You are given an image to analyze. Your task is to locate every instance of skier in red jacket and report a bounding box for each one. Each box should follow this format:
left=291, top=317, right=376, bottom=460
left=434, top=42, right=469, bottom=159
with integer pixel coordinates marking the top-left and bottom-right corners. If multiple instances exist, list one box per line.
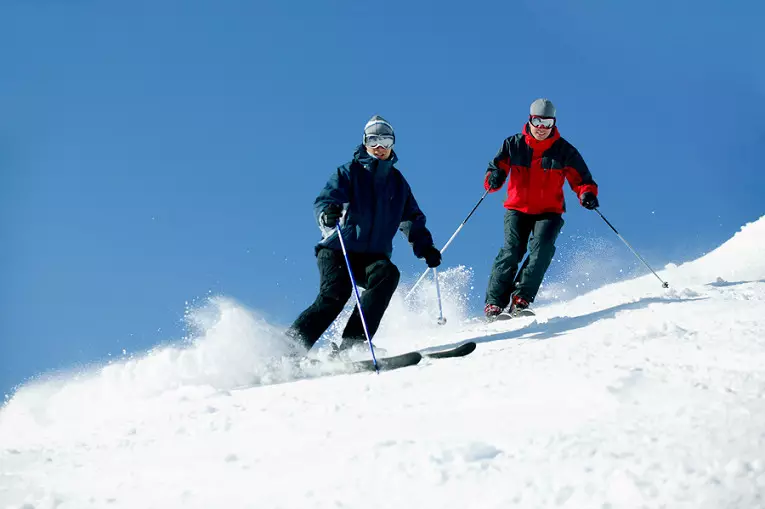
left=483, top=98, right=599, bottom=320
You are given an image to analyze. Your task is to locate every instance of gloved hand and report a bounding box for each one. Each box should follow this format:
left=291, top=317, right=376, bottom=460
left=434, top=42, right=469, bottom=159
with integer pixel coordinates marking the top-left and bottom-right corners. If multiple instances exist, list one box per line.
left=580, top=192, right=599, bottom=210
left=487, top=169, right=506, bottom=190
left=421, top=245, right=442, bottom=268
left=320, top=204, right=343, bottom=228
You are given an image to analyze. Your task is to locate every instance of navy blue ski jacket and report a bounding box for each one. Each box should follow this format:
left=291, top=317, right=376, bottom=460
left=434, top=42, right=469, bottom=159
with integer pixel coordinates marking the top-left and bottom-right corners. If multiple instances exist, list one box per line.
left=314, top=145, right=435, bottom=258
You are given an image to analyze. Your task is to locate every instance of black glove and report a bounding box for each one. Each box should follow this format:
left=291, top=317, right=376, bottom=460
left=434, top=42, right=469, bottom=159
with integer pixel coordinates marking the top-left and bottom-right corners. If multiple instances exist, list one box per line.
left=421, top=245, right=442, bottom=268
left=580, top=192, right=599, bottom=210
left=487, top=169, right=506, bottom=190
left=320, top=204, right=343, bottom=228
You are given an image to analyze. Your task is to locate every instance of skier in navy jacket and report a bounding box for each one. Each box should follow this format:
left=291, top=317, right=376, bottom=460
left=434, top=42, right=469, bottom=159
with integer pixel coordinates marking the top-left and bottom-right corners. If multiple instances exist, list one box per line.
left=287, top=116, right=441, bottom=354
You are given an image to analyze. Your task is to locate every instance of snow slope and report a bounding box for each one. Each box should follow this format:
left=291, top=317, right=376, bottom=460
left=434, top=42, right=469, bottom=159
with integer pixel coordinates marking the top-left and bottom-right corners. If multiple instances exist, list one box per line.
left=1, top=217, right=765, bottom=509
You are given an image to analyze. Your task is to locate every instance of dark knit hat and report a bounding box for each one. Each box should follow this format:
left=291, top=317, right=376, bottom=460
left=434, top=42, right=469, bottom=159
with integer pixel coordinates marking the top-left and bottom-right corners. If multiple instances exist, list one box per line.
left=363, top=115, right=395, bottom=144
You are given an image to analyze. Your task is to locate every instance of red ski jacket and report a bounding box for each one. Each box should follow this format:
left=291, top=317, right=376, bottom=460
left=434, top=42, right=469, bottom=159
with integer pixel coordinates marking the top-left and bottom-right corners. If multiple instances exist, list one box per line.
left=483, top=124, right=598, bottom=215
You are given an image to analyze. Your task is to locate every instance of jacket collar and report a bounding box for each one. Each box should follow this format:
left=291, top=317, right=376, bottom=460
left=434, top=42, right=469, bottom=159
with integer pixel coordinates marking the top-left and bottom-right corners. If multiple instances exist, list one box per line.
left=523, top=123, right=560, bottom=152
left=354, top=144, right=398, bottom=173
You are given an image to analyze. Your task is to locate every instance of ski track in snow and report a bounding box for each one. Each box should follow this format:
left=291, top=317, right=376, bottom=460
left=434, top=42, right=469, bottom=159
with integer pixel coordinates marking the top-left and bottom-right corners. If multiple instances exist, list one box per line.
left=2, top=217, right=765, bottom=509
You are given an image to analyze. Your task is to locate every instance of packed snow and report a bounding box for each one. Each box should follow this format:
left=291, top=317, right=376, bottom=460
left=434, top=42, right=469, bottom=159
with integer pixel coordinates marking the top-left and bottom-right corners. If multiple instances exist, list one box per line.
left=1, top=217, right=765, bottom=509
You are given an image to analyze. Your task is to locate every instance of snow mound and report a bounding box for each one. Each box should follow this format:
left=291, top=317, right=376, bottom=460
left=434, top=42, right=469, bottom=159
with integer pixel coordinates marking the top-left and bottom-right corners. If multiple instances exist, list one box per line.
left=1, top=216, right=764, bottom=509
left=674, top=214, right=765, bottom=283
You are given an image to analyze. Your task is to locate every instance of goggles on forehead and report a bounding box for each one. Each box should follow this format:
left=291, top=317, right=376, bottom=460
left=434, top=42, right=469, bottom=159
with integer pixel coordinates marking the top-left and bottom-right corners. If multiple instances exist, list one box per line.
left=529, top=116, right=555, bottom=129
left=365, top=134, right=395, bottom=149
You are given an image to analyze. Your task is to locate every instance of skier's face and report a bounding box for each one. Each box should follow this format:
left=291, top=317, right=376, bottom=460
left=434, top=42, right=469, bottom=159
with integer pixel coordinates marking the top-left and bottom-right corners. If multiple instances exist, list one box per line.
left=529, top=123, right=553, bottom=141
left=366, top=145, right=392, bottom=160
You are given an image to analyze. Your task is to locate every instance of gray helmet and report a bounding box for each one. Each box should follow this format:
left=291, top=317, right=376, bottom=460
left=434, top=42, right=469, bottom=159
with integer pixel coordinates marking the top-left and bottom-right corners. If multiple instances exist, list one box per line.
left=530, top=98, right=556, bottom=118
left=363, top=115, right=395, bottom=144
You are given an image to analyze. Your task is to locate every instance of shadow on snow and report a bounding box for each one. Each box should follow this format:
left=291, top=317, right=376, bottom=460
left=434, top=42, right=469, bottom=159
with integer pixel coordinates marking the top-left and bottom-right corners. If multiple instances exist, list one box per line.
left=466, top=296, right=708, bottom=346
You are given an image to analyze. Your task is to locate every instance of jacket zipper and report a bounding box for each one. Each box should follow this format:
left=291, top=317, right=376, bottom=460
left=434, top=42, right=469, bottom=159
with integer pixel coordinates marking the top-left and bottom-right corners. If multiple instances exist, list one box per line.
left=367, top=166, right=376, bottom=251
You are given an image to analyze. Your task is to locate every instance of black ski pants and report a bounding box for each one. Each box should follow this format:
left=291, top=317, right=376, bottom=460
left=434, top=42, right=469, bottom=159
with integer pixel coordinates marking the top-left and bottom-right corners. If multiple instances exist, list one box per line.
left=288, top=248, right=400, bottom=351
left=485, top=210, right=564, bottom=308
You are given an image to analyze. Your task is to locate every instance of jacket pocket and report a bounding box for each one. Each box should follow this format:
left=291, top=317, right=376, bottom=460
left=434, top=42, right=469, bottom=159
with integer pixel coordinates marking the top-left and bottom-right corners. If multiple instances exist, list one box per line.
left=541, top=156, right=564, bottom=170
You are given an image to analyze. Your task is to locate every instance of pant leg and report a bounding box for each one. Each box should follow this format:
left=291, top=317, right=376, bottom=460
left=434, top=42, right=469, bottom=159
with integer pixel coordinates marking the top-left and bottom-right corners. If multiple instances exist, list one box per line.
left=287, top=248, right=352, bottom=350
left=514, top=213, right=564, bottom=302
left=484, top=210, right=534, bottom=309
left=341, top=255, right=400, bottom=344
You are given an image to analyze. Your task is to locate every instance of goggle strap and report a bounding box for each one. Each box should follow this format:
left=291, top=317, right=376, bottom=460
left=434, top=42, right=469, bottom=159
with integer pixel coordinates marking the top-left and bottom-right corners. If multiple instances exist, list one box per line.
left=364, top=119, right=394, bottom=132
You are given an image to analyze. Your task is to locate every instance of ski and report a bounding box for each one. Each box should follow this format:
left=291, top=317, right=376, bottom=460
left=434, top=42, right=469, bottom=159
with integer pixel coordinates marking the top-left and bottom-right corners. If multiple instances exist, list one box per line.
left=333, top=341, right=476, bottom=373
left=496, top=309, right=535, bottom=321
left=419, top=341, right=477, bottom=359
left=232, top=344, right=471, bottom=391
left=291, top=341, right=476, bottom=380
left=347, top=351, right=423, bottom=372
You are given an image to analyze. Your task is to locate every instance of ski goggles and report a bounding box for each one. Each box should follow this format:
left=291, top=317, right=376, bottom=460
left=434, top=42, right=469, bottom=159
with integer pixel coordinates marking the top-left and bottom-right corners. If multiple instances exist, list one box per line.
left=364, top=135, right=395, bottom=149
left=529, top=116, right=556, bottom=129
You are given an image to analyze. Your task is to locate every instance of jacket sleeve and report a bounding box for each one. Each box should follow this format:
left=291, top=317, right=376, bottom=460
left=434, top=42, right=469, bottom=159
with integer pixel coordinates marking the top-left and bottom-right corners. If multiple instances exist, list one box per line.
left=313, top=166, right=351, bottom=229
left=483, top=138, right=512, bottom=193
left=399, top=183, right=435, bottom=258
left=562, top=145, right=598, bottom=198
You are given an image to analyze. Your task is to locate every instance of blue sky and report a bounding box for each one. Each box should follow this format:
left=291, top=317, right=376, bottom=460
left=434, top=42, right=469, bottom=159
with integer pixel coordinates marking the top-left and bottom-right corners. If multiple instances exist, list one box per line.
left=2, top=0, right=763, bottom=395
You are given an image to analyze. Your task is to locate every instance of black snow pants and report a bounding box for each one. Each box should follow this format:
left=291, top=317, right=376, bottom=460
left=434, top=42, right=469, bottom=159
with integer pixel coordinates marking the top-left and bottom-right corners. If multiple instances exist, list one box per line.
left=288, top=247, right=400, bottom=351
left=485, top=210, right=564, bottom=308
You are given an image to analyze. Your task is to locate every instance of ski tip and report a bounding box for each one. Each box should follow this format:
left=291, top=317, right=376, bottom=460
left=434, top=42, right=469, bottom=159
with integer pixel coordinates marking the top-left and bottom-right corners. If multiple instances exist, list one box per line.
left=422, top=341, right=476, bottom=359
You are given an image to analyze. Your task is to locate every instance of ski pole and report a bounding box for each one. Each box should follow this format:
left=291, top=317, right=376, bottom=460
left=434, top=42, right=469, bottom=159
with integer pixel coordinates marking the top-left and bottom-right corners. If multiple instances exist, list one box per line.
left=433, top=268, right=447, bottom=325
left=335, top=224, right=380, bottom=372
left=405, top=189, right=490, bottom=299
left=594, top=208, right=669, bottom=288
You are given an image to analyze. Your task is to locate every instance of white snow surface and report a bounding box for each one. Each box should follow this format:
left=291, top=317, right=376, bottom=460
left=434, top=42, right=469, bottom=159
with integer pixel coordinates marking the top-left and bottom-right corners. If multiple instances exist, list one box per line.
left=2, top=216, right=765, bottom=509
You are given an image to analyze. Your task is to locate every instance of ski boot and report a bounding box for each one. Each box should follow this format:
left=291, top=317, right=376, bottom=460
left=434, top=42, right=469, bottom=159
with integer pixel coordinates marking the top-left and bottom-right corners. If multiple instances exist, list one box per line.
left=508, top=295, right=534, bottom=318
left=484, top=303, right=503, bottom=321
left=330, top=337, right=387, bottom=362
